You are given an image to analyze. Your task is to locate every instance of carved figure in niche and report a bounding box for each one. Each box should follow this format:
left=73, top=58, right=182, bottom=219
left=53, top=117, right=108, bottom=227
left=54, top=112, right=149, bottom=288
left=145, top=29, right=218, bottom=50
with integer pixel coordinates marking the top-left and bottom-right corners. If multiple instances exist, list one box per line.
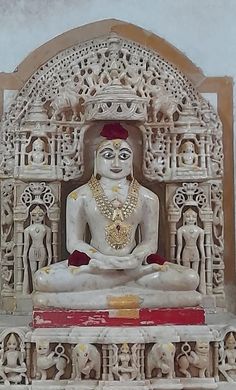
left=1, top=266, right=13, bottom=292
left=1, top=188, right=13, bottom=238
left=151, top=86, right=179, bottom=122
left=50, top=82, right=79, bottom=121
left=178, top=141, right=198, bottom=168
left=23, top=205, right=52, bottom=294
left=219, top=332, right=236, bottom=382
left=3, top=148, right=15, bottom=174
left=0, top=333, right=28, bottom=385
left=112, top=343, right=139, bottom=381
left=28, top=138, right=48, bottom=166
left=84, top=52, right=101, bottom=90
left=213, top=269, right=224, bottom=294
left=35, top=340, right=69, bottom=380
left=1, top=233, right=14, bottom=263
left=177, top=341, right=210, bottom=378
left=146, top=343, right=175, bottom=379
left=62, top=130, right=79, bottom=177
left=212, top=183, right=224, bottom=252
left=34, top=123, right=200, bottom=310
left=120, top=54, right=144, bottom=96
left=176, top=208, right=205, bottom=293
left=72, top=343, right=100, bottom=380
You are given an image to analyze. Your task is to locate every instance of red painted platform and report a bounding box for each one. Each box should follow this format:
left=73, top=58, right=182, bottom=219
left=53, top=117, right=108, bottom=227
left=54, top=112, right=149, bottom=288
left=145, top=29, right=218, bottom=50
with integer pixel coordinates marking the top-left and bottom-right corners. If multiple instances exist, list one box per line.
left=32, top=307, right=205, bottom=328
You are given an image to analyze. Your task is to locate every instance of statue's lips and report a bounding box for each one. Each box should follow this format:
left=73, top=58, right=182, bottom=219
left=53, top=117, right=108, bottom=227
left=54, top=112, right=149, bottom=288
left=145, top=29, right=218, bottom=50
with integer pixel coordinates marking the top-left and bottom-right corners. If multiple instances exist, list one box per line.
left=110, top=168, right=122, bottom=173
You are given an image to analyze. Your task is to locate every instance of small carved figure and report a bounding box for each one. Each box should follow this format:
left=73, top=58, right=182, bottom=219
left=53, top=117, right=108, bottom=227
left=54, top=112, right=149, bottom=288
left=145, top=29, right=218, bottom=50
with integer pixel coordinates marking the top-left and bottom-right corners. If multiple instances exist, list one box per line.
left=177, top=341, right=210, bottom=378
left=146, top=342, right=176, bottom=379
left=1, top=233, right=15, bottom=263
left=29, top=138, right=48, bottom=166
left=151, top=86, right=179, bottom=122
left=179, top=141, right=198, bottom=167
left=112, top=343, right=139, bottom=381
left=120, top=54, right=144, bottom=97
left=84, top=52, right=101, bottom=89
left=176, top=208, right=205, bottom=293
left=224, top=333, right=236, bottom=368
left=23, top=206, right=52, bottom=294
left=61, top=130, right=79, bottom=178
left=72, top=343, right=100, bottom=380
left=1, top=185, right=13, bottom=238
left=35, top=340, right=69, bottom=380
left=0, top=333, right=28, bottom=385
left=219, top=332, right=236, bottom=382
left=213, top=269, right=224, bottom=294
left=1, top=266, right=13, bottom=292
left=50, top=82, right=79, bottom=121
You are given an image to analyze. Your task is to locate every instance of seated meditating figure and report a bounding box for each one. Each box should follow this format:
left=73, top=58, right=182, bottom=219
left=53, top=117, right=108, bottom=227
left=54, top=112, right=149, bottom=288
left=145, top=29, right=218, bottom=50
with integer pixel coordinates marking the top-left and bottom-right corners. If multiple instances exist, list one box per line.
left=33, top=123, right=201, bottom=309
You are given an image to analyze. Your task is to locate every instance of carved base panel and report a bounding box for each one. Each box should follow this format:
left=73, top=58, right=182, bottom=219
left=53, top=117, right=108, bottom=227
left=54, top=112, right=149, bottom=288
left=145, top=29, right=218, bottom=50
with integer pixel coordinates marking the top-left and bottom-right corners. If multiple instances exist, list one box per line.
left=0, top=314, right=235, bottom=389
left=32, top=307, right=205, bottom=328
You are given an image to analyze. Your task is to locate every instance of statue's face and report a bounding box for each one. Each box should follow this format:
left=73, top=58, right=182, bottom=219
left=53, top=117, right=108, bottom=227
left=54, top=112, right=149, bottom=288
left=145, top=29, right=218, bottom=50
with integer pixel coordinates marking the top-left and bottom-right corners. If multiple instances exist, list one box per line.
left=30, top=207, right=45, bottom=223
left=96, top=139, right=133, bottom=180
left=184, top=209, right=197, bottom=225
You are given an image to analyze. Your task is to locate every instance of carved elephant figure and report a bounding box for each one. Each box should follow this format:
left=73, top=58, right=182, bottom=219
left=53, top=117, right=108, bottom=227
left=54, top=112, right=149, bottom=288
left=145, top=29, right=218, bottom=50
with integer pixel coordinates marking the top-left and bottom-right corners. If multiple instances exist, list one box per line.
left=151, top=87, right=179, bottom=122
left=50, top=83, right=79, bottom=121
left=73, top=343, right=101, bottom=380
left=146, top=342, right=176, bottom=379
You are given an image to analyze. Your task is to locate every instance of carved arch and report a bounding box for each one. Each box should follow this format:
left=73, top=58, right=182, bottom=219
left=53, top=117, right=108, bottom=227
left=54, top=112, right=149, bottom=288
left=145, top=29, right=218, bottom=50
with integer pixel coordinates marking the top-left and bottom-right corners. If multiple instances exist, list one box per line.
left=0, top=19, right=233, bottom=300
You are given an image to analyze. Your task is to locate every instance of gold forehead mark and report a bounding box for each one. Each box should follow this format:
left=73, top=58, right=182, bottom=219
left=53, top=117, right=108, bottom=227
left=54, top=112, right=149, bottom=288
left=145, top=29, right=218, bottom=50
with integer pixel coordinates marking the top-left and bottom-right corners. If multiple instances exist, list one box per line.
left=113, top=140, right=122, bottom=149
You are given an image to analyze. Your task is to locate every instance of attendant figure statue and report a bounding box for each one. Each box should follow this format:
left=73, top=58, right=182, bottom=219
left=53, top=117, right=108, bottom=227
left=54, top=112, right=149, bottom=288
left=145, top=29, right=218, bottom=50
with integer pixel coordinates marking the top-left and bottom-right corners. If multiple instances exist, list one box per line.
left=23, top=206, right=52, bottom=294
left=33, top=123, right=201, bottom=309
left=176, top=208, right=205, bottom=293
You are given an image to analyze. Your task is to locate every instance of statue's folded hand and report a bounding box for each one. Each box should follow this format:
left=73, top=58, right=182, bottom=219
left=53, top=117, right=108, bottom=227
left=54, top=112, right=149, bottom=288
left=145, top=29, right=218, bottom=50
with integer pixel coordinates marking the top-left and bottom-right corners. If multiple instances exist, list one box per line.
left=89, top=255, right=138, bottom=270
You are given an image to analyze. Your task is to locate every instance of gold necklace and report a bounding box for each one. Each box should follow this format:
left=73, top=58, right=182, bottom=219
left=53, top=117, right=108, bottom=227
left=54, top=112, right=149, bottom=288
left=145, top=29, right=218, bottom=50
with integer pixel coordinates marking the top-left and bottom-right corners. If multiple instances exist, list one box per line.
left=88, top=175, right=139, bottom=249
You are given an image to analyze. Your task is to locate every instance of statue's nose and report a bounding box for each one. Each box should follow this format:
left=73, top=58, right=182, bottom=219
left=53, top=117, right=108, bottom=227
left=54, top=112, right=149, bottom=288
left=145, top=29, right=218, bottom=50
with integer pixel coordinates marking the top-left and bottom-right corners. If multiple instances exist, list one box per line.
left=111, top=155, right=120, bottom=167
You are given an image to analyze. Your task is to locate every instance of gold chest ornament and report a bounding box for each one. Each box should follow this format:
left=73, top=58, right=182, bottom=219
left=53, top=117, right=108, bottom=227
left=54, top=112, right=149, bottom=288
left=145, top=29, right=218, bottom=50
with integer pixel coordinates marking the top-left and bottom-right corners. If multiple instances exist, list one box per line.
left=88, top=176, right=139, bottom=250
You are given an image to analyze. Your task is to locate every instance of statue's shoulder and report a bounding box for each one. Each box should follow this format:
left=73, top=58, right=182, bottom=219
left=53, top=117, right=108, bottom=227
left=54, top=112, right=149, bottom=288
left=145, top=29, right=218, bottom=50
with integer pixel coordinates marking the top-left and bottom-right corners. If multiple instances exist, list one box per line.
left=67, top=184, right=91, bottom=202
left=138, top=183, right=159, bottom=203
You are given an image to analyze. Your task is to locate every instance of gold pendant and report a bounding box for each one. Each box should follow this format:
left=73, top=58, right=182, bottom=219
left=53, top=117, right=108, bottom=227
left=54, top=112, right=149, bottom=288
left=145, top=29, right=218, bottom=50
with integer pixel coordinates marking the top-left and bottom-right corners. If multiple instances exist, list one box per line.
left=105, top=220, right=132, bottom=249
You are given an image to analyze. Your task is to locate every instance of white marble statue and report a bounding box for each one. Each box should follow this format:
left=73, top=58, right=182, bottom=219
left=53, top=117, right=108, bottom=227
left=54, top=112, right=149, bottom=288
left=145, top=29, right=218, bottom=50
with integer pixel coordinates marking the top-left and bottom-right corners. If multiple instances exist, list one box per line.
left=33, top=124, right=201, bottom=310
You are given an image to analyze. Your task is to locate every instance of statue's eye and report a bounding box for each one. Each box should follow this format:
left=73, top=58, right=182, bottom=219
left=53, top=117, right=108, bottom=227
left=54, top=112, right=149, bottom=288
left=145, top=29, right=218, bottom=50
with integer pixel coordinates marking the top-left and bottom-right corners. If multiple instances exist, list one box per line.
left=102, top=151, right=115, bottom=159
left=119, top=152, right=130, bottom=160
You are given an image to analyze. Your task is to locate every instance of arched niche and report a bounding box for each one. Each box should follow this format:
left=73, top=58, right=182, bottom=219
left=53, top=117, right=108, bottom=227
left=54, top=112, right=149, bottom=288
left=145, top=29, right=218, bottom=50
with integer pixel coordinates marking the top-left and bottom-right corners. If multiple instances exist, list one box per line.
left=0, top=19, right=233, bottom=309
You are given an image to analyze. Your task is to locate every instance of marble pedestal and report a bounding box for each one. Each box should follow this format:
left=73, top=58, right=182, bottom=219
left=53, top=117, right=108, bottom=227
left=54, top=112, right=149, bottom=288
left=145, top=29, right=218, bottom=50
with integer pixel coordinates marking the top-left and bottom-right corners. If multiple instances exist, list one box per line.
left=0, top=311, right=235, bottom=389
